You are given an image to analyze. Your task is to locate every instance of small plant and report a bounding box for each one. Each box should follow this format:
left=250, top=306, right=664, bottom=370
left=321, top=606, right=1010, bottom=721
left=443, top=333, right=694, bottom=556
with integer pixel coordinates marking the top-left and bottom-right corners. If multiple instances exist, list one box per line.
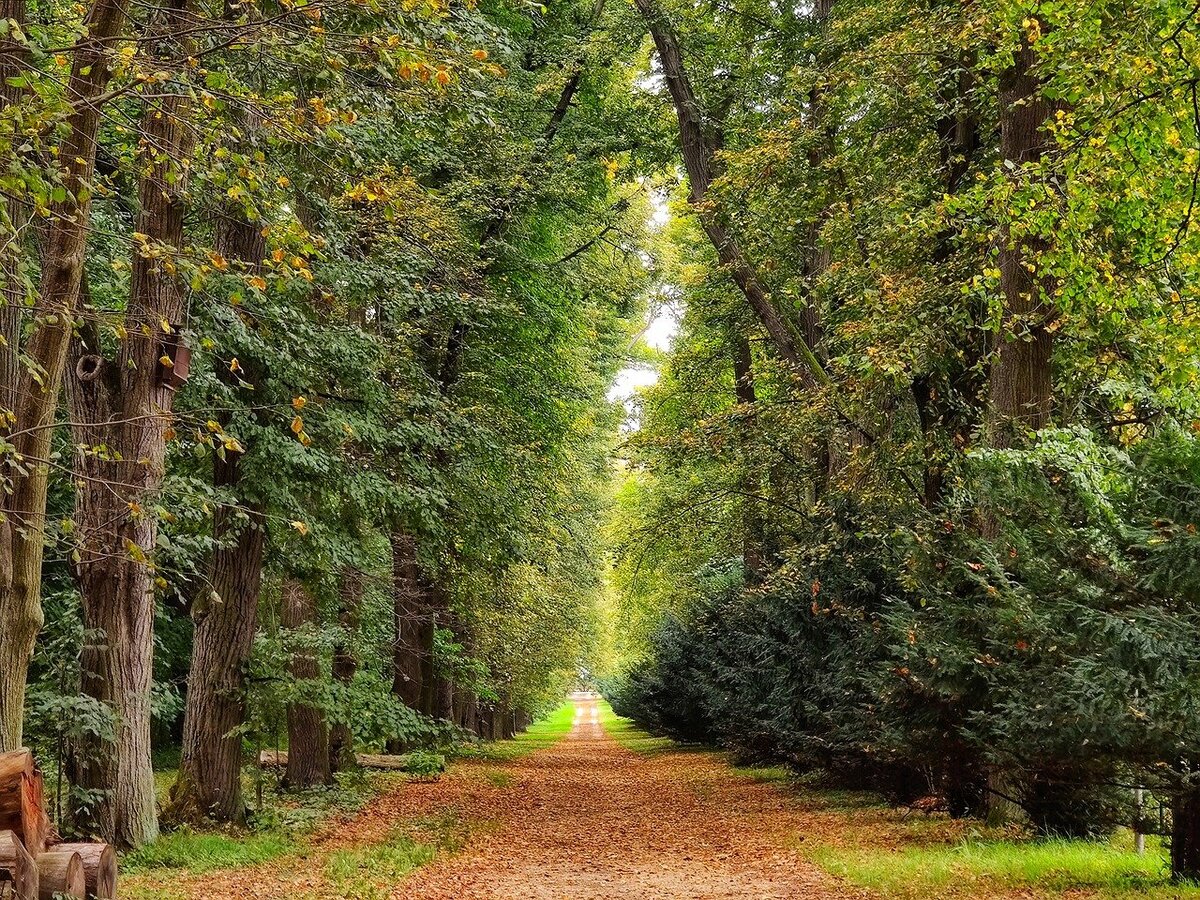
left=402, top=751, right=446, bottom=782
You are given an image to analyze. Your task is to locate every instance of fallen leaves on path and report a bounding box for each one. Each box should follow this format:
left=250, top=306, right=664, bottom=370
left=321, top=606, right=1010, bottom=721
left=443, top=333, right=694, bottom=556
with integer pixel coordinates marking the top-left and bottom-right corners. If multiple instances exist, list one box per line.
left=132, top=700, right=868, bottom=899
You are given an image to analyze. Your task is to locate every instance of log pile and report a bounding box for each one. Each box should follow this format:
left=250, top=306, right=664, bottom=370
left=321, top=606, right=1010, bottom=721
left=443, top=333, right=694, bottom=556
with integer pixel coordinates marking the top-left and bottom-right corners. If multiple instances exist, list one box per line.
left=0, top=750, right=118, bottom=900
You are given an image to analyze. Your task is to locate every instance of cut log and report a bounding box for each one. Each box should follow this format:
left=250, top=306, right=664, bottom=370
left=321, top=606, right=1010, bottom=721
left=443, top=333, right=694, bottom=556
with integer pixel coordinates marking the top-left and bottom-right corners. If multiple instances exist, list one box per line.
left=51, top=846, right=115, bottom=900
left=34, top=851, right=84, bottom=900
left=0, top=752, right=49, bottom=857
left=0, top=829, right=38, bottom=900
left=259, top=750, right=413, bottom=771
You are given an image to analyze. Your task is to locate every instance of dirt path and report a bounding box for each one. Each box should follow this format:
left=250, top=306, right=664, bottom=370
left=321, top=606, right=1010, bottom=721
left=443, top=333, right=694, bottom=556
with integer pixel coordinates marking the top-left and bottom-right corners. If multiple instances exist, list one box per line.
left=143, top=698, right=863, bottom=899
left=391, top=696, right=856, bottom=899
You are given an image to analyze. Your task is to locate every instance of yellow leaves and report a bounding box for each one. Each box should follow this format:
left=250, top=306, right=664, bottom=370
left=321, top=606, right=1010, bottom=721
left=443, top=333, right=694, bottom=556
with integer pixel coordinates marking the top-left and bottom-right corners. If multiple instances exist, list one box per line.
left=159, top=354, right=174, bottom=369
left=309, top=97, right=334, bottom=126
left=229, top=357, right=241, bottom=373
left=248, top=275, right=268, bottom=292
left=472, top=49, right=488, bottom=61
left=291, top=416, right=304, bottom=434
left=435, top=68, right=451, bottom=86
left=272, top=247, right=286, bottom=263
left=293, top=395, right=307, bottom=411
left=277, top=176, right=291, bottom=189
left=291, top=520, right=310, bottom=536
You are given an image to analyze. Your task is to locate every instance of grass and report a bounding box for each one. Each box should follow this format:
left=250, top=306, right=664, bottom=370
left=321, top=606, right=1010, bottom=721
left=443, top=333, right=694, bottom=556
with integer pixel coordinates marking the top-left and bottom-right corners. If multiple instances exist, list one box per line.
left=123, top=827, right=294, bottom=874
left=456, top=701, right=578, bottom=761
left=813, top=834, right=1200, bottom=899
left=325, top=811, right=467, bottom=899
left=597, top=701, right=674, bottom=754
left=324, top=835, right=437, bottom=900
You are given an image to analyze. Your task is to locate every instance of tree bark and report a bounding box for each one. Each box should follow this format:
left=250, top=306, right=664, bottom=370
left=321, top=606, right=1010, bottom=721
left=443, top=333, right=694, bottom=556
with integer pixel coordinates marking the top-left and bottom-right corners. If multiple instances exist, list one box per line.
left=0, top=0, right=133, bottom=754
left=329, top=567, right=363, bottom=773
left=167, top=107, right=268, bottom=820
left=389, top=532, right=433, bottom=716
left=65, top=0, right=195, bottom=848
left=169, top=448, right=265, bottom=825
left=1173, top=789, right=1200, bottom=882
left=984, top=35, right=1059, bottom=449
left=281, top=579, right=331, bottom=788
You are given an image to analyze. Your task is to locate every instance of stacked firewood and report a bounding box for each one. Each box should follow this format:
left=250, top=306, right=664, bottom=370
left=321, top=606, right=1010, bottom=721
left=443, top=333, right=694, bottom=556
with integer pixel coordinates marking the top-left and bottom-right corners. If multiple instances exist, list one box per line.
left=0, top=750, right=118, bottom=900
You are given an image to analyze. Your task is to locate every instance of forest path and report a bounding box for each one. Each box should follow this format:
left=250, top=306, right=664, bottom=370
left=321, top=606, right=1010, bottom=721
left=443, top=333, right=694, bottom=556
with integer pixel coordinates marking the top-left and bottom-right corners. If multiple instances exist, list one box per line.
left=392, top=695, right=858, bottom=899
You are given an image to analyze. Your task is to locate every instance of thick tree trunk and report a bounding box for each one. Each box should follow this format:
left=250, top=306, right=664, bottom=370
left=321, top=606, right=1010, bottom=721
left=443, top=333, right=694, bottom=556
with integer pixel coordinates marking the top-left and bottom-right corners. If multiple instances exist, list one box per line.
left=281, top=580, right=331, bottom=788
left=979, top=33, right=1061, bottom=827
left=65, top=1, right=193, bottom=848
left=984, top=36, right=1059, bottom=449
left=0, top=0, right=133, bottom=754
left=433, top=676, right=455, bottom=723
left=169, top=143, right=267, bottom=823
left=329, top=568, right=363, bottom=773
left=169, top=454, right=265, bottom=824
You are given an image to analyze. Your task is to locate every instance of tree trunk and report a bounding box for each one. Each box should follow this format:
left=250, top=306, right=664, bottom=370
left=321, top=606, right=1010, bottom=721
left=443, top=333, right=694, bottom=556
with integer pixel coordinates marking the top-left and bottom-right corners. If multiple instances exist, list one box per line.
left=633, top=0, right=825, bottom=388
left=979, top=32, right=1061, bottom=826
left=169, top=450, right=266, bottom=825
left=984, top=35, right=1059, bottom=449
left=389, top=532, right=432, bottom=715
left=281, top=579, right=331, bottom=788
left=0, top=0, right=133, bottom=754
left=434, top=677, right=455, bottom=723
left=65, top=0, right=194, bottom=848
left=732, top=336, right=765, bottom=580
left=329, top=568, right=363, bottom=773
left=168, top=138, right=267, bottom=823
left=1173, top=789, right=1200, bottom=882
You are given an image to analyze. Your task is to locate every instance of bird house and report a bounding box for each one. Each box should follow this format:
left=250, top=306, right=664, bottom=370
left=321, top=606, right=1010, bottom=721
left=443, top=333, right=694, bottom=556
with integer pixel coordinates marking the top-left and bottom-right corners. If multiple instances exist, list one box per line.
left=157, top=329, right=192, bottom=391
